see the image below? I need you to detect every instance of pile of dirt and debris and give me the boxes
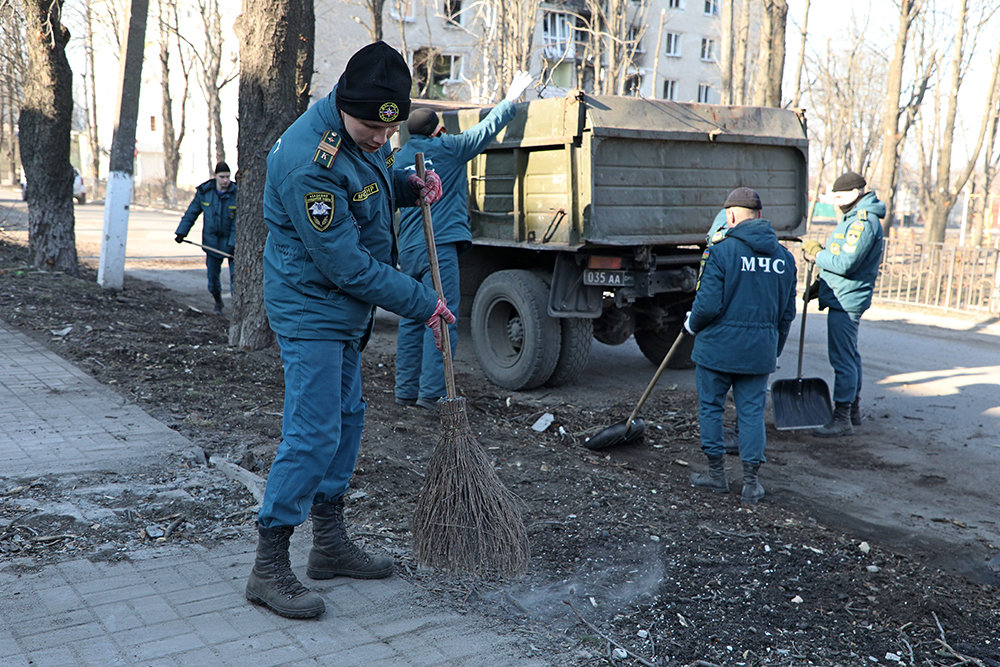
[1,238,997,666]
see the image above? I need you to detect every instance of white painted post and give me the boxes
[97,0,148,290]
[959,185,969,247]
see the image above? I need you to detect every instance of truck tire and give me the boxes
[634,324,695,369]
[471,270,561,390]
[545,317,593,387]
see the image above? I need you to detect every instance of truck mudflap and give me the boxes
[547,252,699,317]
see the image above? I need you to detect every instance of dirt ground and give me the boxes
[1,237,998,666]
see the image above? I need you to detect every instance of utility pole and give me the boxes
[98,0,149,290]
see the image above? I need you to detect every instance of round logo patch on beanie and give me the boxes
[378,102,400,122]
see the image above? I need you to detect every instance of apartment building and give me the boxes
[313,0,723,104]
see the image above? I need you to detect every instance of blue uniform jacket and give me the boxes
[262,87,439,341]
[175,179,237,257]
[706,209,728,246]
[689,218,797,375]
[816,191,885,314]
[395,100,517,257]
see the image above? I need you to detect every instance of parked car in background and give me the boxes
[20,168,87,204]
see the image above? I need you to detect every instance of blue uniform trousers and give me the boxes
[258,335,365,528]
[827,308,863,404]
[206,254,234,297]
[696,366,768,464]
[395,242,460,402]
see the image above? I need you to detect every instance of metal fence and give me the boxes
[789,228,1000,316]
[874,236,1000,315]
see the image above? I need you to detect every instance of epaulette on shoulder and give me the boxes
[858,209,868,221]
[313,130,341,169]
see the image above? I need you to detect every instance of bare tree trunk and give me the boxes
[3,6,26,184]
[230,0,314,350]
[719,0,734,104]
[751,0,787,107]
[84,0,101,193]
[789,0,809,108]
[732,0,751,105]
[19,0,78,275]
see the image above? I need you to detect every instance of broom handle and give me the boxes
[415,153,457,399]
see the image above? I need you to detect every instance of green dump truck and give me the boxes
[434,91,809,391]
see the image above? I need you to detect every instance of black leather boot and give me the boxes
[689,455,729,493]
[814,402,854,437]
[850,397,862,426]
[307,499,393,580]
[741,461,764,505]
[245,524,325,619]
[212,292,224,315]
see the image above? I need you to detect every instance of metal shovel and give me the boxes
[771,261,833,430]
[584,329,691,450]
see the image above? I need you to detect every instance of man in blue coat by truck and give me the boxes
[174,161,236,314]
[244,42,452,620]
[802,171,885,438]
[686,187,797,504]
[393,71,533,410]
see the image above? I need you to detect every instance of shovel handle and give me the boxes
[796,261,813,380]
[625,329,690,428]
[182,238,233,259]
[416,153,456,399]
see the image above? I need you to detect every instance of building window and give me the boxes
[542,11,576,60]
[700,37,715,61]
[662,79,677,100]
[704,0,718,15]
[664,32,681,57]
[668,0,683,8]
[412,48,461,99]
[443,0,461,27]
[627,25,644,53]
[150,116,156,132]
[390,0,415,22]
[624,73,642,96]
[698,83,712,103]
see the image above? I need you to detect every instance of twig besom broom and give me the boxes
[410,153,529,576]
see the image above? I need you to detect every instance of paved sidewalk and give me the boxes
[0,320,541,666]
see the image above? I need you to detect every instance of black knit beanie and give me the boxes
[723,186,762,210]
[214,161,230,174]
[335,42,411,123]
[407,108,440,136]
[832,171,866,192]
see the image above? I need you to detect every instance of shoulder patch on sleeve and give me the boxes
[304,192,335,231]
[313,131,341,169]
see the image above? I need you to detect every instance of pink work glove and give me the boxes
[408,170,443,205]
[424,298,456,350]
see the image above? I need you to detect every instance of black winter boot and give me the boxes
[689,455,729,493]
[814,402,854,438]
[245,524,325,619]
[850,397,862,426]
[212,292,224,315]
[741,461,764,505]
[307,499,393,580]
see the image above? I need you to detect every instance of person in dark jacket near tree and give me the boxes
[392,71,533,409]
[244,42,452,620]
[174,161,236,315]
[686,187,797,504]
[802,171,885,437]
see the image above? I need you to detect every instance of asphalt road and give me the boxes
[3,188,999,582]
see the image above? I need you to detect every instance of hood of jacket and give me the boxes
[848,191,886,220]
[725,218,779,254]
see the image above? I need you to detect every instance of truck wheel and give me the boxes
[634,324,695,369]
[472,270,560,390]
[545,317,593,387]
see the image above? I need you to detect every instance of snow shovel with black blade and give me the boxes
[584,329,691,450]
[771,261,832,430]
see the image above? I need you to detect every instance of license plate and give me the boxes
[583,269,634,287]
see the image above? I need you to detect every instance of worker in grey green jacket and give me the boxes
[802,171,885,438]
[393,71,533,409]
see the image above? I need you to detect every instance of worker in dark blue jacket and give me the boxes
[174,161,236,314]
[802,171,885,437]
[686,187,797,504]
[245,42,453,621]
[393,71,533,409]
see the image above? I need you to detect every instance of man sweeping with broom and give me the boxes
[245,42,454,620]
